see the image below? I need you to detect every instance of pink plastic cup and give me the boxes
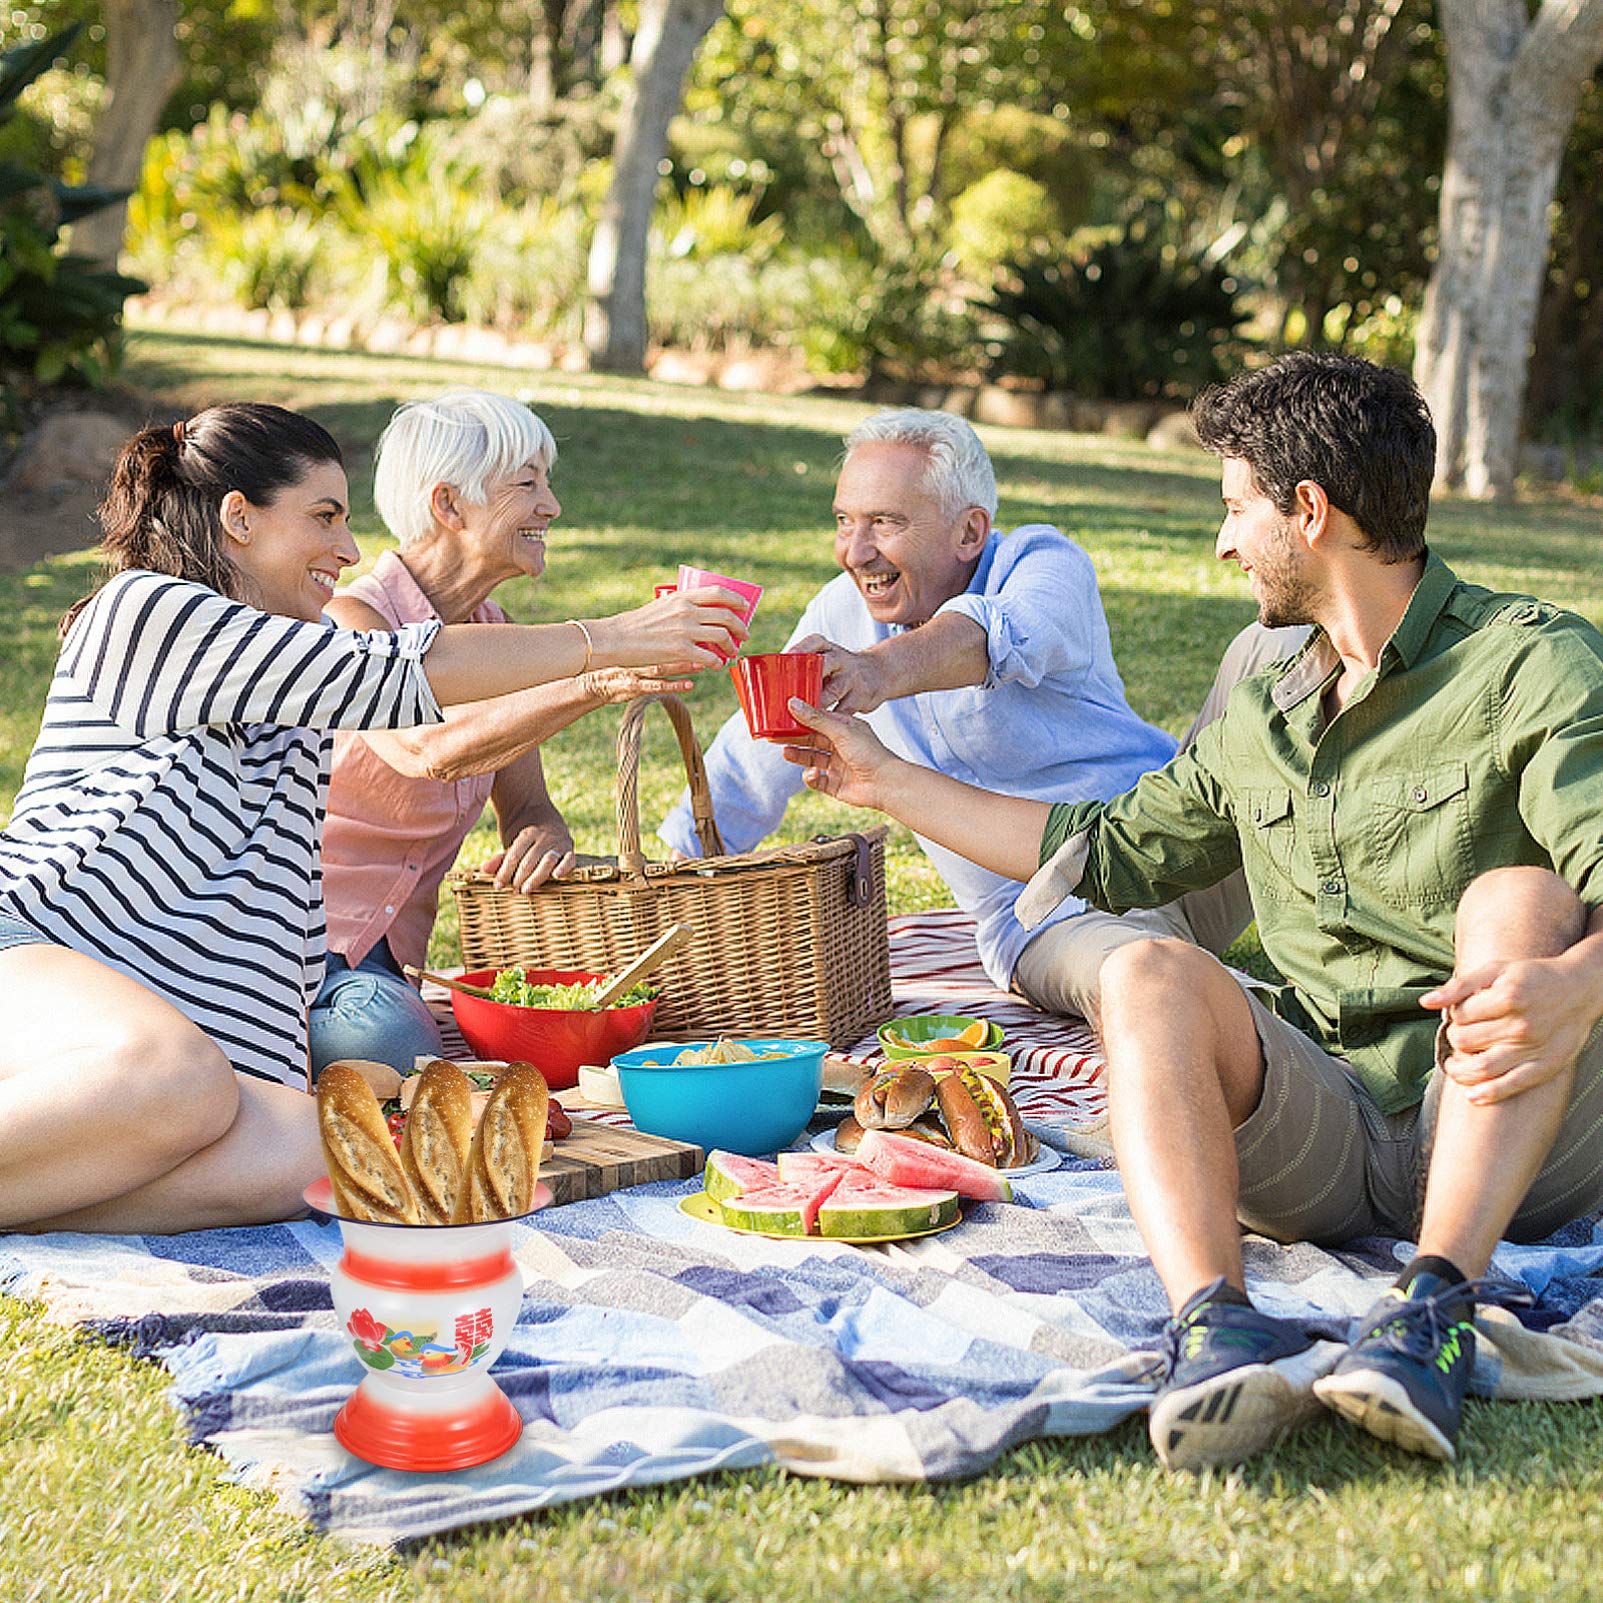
[730,651,824,742]
[677,565,763,663]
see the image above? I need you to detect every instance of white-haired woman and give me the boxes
[311,390,692,1074]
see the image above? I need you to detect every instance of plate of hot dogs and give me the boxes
[815,1059,1061,1178]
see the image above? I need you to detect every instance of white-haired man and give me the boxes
[660,409,1301,1015]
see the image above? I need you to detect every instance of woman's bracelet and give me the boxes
[569,618,595,673]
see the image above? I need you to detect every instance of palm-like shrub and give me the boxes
[983,224,1249,400]
[330,125,490,324]
[0,26,144,417]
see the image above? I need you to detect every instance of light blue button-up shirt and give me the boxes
[658,525,1177,985]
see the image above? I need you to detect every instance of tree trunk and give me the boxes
[600,0,631,77]
[528,0,574,115]
[1414,0,1603,498]
[70,0,183,270]
[583,0,724,372]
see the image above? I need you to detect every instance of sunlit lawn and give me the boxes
[2,328,1600,1600]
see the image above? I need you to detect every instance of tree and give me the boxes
[1048,0,1429,346]
[704,0,1060,255]
[70,0,181,269]
[584,0,724,371]
[1525,71,1603,438]
[1414,0,1603,498]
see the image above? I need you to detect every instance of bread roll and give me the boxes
[325,1057,403,1100]
[454,1061,549,1223]
[317,1063,420,1224]
[398,1059,473,1225]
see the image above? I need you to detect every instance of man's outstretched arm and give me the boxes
[781,700,1050,881]
[794,612,989,713]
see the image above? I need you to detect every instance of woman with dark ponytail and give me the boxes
[0,403,745,1233]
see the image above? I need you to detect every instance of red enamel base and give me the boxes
[334,1381,522,1472]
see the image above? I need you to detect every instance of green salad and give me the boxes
[489,968,658,1011]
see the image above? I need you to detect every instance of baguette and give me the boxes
[317,1063,420,1224]
[398,1059,473,1225]
[453,1061,549,1223]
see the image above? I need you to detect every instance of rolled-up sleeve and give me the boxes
[1020,727,1242,926]
[935,526,1099,691]
[1500,619,1603,907]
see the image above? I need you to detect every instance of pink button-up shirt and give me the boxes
[321,552,505,973]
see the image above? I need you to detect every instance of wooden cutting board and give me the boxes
[540,1115,703,1207]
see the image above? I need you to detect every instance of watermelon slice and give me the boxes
[827,1167,901,1196]
[776,1151,865,1185]
[715,1175,849,1236]
[815,1180,960,1238]
[855,1128,1013,1202]
[703,1151,782,1203]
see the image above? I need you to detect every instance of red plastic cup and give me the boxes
[678,565,763,663]
[730,651,823,742]
[653,582,678,600]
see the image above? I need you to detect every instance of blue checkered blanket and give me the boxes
[6,1130,1603,1546]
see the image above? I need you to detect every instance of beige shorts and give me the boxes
[1233,989,1603,1245]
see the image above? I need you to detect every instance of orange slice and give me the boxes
[953,1019,990,1049]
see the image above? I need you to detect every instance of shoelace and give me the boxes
[1158,1276,1257,1372]
[1359,1275,1534,1362]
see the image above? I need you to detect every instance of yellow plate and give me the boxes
[677,1190,963,1245]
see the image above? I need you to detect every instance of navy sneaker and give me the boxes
[1148,1278,1322,1472]
[1313,1272,1523,1461]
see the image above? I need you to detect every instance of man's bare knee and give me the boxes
[1100,937,1226,1034]
[1456,866,1585,958]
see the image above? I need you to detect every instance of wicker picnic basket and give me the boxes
[451,695,893,1046]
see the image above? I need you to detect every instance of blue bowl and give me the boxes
[611,1039,827,1157]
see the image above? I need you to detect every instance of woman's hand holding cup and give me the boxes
[588,584,748,671]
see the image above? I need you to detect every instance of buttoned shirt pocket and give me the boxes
[1363,760,1473,910]
[1243,786,1299,901]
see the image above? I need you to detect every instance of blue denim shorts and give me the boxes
[0,909,50,953]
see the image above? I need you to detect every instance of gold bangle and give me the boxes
[570,618,595,673]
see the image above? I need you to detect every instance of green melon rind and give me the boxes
[815,1192,960,1238]
[714,1195,810,1235]
[704,1151,781,1203]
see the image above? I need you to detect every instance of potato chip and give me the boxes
[671,1037,785,1066]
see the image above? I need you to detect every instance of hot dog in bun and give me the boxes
[837,1058,1037,1168]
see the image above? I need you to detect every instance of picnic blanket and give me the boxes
[6,912,1603,1547]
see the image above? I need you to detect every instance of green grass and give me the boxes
[3,327,1602,1599]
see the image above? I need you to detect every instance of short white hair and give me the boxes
[843,409,998,521]
[373,389,558,547]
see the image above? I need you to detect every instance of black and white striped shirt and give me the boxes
[0,570,444,1087]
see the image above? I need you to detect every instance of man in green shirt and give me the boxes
[782,352,1603,1474]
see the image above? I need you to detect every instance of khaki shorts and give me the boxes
[1234,989,1603,1245]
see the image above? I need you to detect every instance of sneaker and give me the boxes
[1148,1278,1322,1472]
[1313,1271,1517,1461]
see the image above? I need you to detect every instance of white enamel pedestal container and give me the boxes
[305,1177,551,1472]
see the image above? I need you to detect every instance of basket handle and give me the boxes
[616,694,726,877]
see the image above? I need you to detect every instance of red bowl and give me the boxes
[730,651,823,742]
[449,968,658,1091]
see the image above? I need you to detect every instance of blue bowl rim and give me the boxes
[612,1038,829,1071]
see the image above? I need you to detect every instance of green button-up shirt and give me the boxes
[1022,553,1603,1113]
